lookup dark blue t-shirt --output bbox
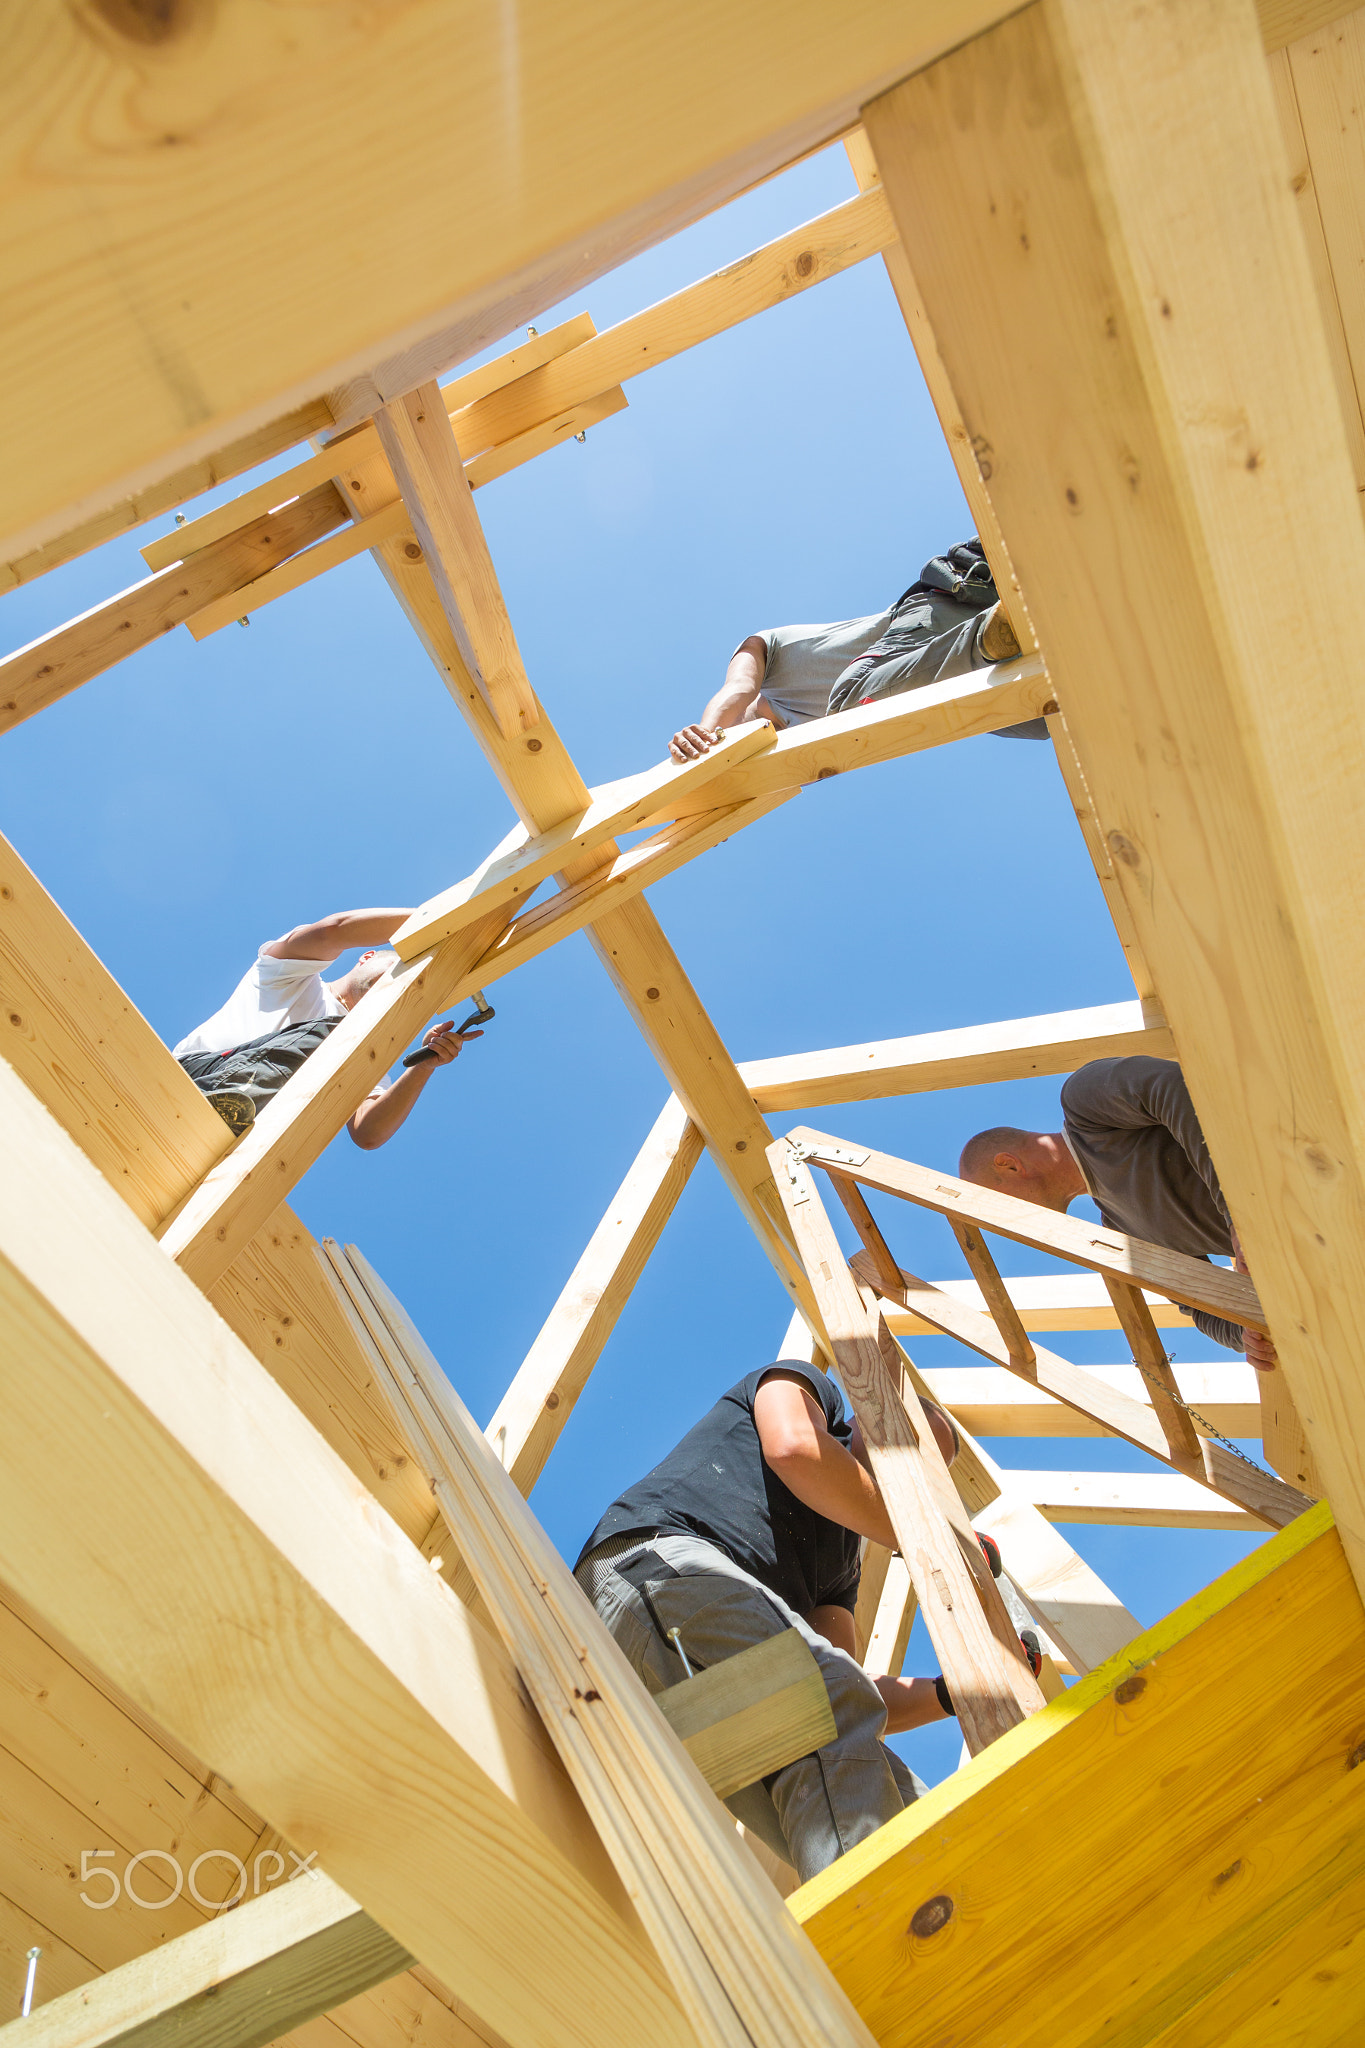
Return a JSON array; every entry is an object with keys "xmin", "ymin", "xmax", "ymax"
[{"xmin": 576, "ymin": 1363, "xmax": 862, "ymax": 1616}]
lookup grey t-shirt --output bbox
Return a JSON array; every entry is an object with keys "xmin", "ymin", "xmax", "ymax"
[
  {"xmin": 755, "ymin": 611, "xmax": 893, "ymax": 728},
  {"xmin": 1060, "ymin": 1056, "xmax": 1242, "ymax": 1349}
]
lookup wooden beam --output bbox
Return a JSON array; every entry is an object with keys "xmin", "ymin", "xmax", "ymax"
[
  {"xmin": 1270, "ymin": 16, "xmax": 1365, "ymax": 499},
  {"xmin": 771, "ymin": 1142, "xmax": 1046, "ymax": 1752},
  {"xmin": 374, "ymin": 383, "xmax": 541, "ymax": 738},
  {"xmin": 435, "ymin": 187, "xmax": 896, "ymax": 456},
  {"xmin": 972, "ymin": 1493, "xmax": 1141, "ymax": 1676},
  {"xmin": 0, "ymin": 400, "xmax": 334, "ymax": 598},
  {"xmin": 921, "ymin": 1360, "xmax": 1261, "ymax": 1441},
  {"xmin": 792, "ymin": 1129, "xmax": 1264, "ymax": 1330},
  {"xmin": 367, "ymin": 524, "xmax": 821, "ymax": 1326},
  {"xmin": 849, "ymin": 1249, "xmax": 1310, "ymax": 1531},
  {"xmin": 866, "ymin": 0, "xmax": 1365, "ymax": 1590},
  {"xmin": 636, "ymin": 656, "xmax": 1055, "ymax": 825},
  {"xmin": 860, "ymin": 1555, "xmax": 916, "ymax": 1679},
  {"xmin": 395, "ymin": 724, "xmax": 778, "ymax": 960},
  {"xmin": 654, "ymin": 1631, "xmax": 837, "ymax": 1802},
  {"xmin": 0, "ymin": 488, "xmax": 347, "ymax": 738},
  {"xmin": 884, "ymin": 1271, "xmax": 1190, "ymax": 1336},
  {"xmin": 0, "ymin": 826, "xmax": 440, "ymax": 1548},
  {"xmin": 162, "ymin": 797, "xmax": 787, "ymax": 1296},
  {"xmin": 323, "ymin": 1242, "xmax": 879, "ymax": 2048},
  {"xmin": 482, "ymin": 1097, "xmax": 704, "ymax": 1498},
  {"xmin": 1008, "ymin": 1470, "xmax": 1263, "ymax": 1531},
  {"xmin": 0, "ymin": 1057, "xmax": 685, "ymax": 2048},
  {"xmin": 740, "ymin": 999, "xmax": 1172, "ymax": 1112},
  {"xmin": 0, "ymin": 1877, "xmax": 411, "ymax": 2048},
  {"xmin": 2, "ymin": 1, "xmax": 1007, "ymax": 565},
  {"xmin": 794, "ymin": 1505, "xmax": 1364, "ymax": 2048},
  {"xmin": 140, "ymin": 315, "xmax": 599, "ymax": 572}
]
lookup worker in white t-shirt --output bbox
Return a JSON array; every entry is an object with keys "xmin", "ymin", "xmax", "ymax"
[{"xmin": 174, "ymin": 907, "xmax": 479, "ymax": 1141}]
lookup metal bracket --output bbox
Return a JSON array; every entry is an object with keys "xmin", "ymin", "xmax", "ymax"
[{"xmin": 780, "ymin": 1138, "xmax": 870, "ymax": 1206}]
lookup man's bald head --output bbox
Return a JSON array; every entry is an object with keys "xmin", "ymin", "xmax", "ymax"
[
  {"xmin": 957, "ymin": 1123, "xmax": 1086, "ymax": 1213},
  {"xmin": 958, "ymin": 1126, "xmax": 1042, "ymax": 1191}
]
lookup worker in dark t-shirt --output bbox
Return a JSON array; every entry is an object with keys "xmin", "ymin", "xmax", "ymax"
[
  {"xmin": 957, "ymin": 1054, "xmax": 1277, "ymax": 1370},
  {"xmin": 574, "ymin": 1360, "xmax": 963, "ymax": 1881}
]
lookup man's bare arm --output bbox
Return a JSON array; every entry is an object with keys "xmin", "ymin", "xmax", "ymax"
[
  {"xmin": 669, "ymin": 635, "xmax": 772, "ymax": 763},
  {"xmin": 346, "ymin": 1021, "xmax": 477, "ymax": 1149},
  {"xmin": 262, "ymin": 909, "xmax": 414, "ymax": 963},
  {"xmin": 753, "ymin": 1371, "xmax": 898, "ymax": 1549}
]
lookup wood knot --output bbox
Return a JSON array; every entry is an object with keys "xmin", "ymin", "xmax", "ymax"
[
  {"xmin": 909, "ymin": 1895, "xmax": 953, "ymax": 1939},
  {"xmin": 1213, "ymin": 1859, "xmax": 1242, "ymax": 1887},
  {"xmin": 403, "ymin": 541, "xmax": 423, "ymax": 560},
  {"xmin": 544, "ymin": 1392, "xmax": 560, "ymax": 1409},
  {"xmin": 88, "ymin": 0, "xmax": 195, "ymax": 43},
  {"xmin": 645, "ymin": 987, "xmax": 660, "ymax": 1000},
  {"xmin": 526, "ymin": 738, "xmax": 543, "ymax": 753},
  {"xmin": 1114, "ymin": 1674, "xmax": 1146, "ymax": 1706},
  {"xmin": 1346, "ymin": 1739, "xmax": 1365, "ymax": 1770},
  {"xmin": 1106, "ymin": 830, "xmax": 1141, "ymax": 868}
]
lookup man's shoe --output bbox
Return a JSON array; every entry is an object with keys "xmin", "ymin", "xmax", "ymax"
[
  {"xmin": 205, "ymin": 1089, "xmax": 256, "ymax": 1136},
  {"xmin": 1019, "ymin": 1629, "xmax": 1044, "ymax": 1679},
  {"xmin": 977, "ymin": 1531, "xmax": 1003, "ymax": 1579},
  {"xmin": 980, "ymin": 600, "xmax": 1022, "ymax": 663}
]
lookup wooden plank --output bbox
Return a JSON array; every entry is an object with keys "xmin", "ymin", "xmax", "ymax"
[
  {"xmin": 1267, "ymin": 41, "xmax": 1365, "ymax": 499},
  {"xmin": 482, "ymin": 1097, "xmax": 704, "ymax": 1498},
  {"xmin": 972, "ymin": 1493, "xmax": 1141, "ymax": 1677},
  {"xmin": 793, "ymin": 1504, "xmax": 1363, "ymax": 2048},
  {"xmin": 861, "ymin": 1556, "xmax": 916, "ymax": 1679},
  {"xmin": 141, "ymin": 315, "xmax": 598, "ymax": 571},
  {"xmin": 1283, "ymin": 13, "xmax": 1365, "ymax": 458},
  {"xmin": 0, "ymin": 828, "xmax": 232, "ymax": 1230},
  {"xmin": 792, "ymin": 1128, "xmax": 1265, "ymax": 1330},
  {"xmin": 884, "ymin": 1271, "xmax": 1190, "ymax": 1336},
  {"xmin": 184, "ymin": 500, "xmax": 411, "ymax": 641},
  {"xmin": 637, "ymin": 656, "xmax": 1056, "ymax": 824},
  {"xmin": 444, "ymin": 188, "xmax": 896, "ymax": 456},
  {"xmin": 463, "ymin": 386, "xmax": 627, "ymax": 487},
  {"xmin": 851, "ymin": 1544, "xmax": 893, "ymax": 1667},
  {"xmin": 654, "ymin": 1631, "xmax": 837, "ymax": 1801},
  {"xmin": 374, "ymin": 383, "xmax": 540, "ymax": 739},
  {"xmin": 1, "ymin": 400, "xmax": 334, "ymax": 596},
  {"xmin": 0, "ymin": 1877, "xmax": 411, "ymax": 2048},
  {"xmin": 165, "ymin": 795, "xmax": 788, "ymax": 1298},
  {"xmin": 740, "ymin": 999, "xmax": 1173, "ymax": 1112},
  {"xmin": 323, "ymin": 1242, "xmax": 880, "ymax": 2048},
  {"xmin": 0, "ymin": 487, "xmax": 346, "ymax": 738},
  {"xmin": 771, "ymin": 1144, "xmax": 1045, "ymax": 1752},
  {"xmin": 866, "ymin": 0, "xmax": 1365, "ymax": 1590},
  {"xmin": 1007, "ymin": 1470, "xmax": 1263, "ymax": 1531},
  {"xmin": 949, "ymin": 1221, "xmax": 1036, "ymax": 1376},
  {"xmin": 394, "ymin": 723, "xmax": 778, "ymax": 960},
  {"xmin": 848, "ymin": 1248, "xmax": 1311, "ymax": 1532},
  {"xmin": 5, "ymin": 0, "xmax": 998, "ymax": 565},
  {"xmin": 0, "ymin": 1056, "xmax": 685, "ymax": 2048},
  {"xmin": 920, "ymin": 1360, "xmax": 1261, "ymax": 1441},
  {"xmin": 365, "ymin": 512, "xmax": 820, "ymax": 1324},
  {"xmin": 1101, "ymin": 1276, "xmax": 1204, "ymax": 1473},
  {"xmin": 1261, "ymin": 1366, "xmax": 1328, "ymax": 1497}
]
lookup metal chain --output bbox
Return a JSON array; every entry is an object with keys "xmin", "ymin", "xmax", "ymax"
[{"xmin": 1128, "ymin": 1356, "xmax": 1275, "ymax": 1476}]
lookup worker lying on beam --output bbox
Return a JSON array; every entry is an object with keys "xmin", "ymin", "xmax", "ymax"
[
  {"xmin": 958, "ymin": 1053, "xmax": 1277, "ymax": 1370},
  {"xmin": 173, "ymin": 908, "xmax": 480, "ymax": 1142},
  {"xmin": 575, "ymin": 1358, "xmax": 1036, "ymax": 1880},
  {"xmin": 668, "ymin": 538, "xmax": 1040, "ymax": 764}
]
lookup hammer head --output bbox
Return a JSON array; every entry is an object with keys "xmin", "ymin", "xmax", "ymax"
[{"xmin": 459, "ymin": 990, "xmax": 496, "ymax": 1033}]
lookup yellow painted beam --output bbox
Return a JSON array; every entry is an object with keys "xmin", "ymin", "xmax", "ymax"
[{"xmin": 795, "ymin": 1503, "xmax": 1365, "ymax": 2048}]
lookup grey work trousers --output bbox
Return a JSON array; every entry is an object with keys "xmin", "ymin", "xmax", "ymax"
[
  {"xmin": 827, "ymin": 585, "xmax": 1047, "ymax": 740},
  {"xmin": 575, "ymin": 1532, "xmax": 919, "ymax": 1882},
  {"xmin": 177, "ymin": 1016, "xmax": 342, "ymax": 1121}
]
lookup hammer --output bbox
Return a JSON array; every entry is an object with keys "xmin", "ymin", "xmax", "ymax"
[{"xmin": 401, "ymin": 991, "xmax": 496, "ymax": 1068}]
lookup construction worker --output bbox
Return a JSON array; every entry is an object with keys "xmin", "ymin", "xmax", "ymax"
[
  {"xmin": 173, "ymin": 908, "xmax": 479, "ymax": 1142},
  {"xmin": 958, "ymin": 1054, "xmax": 1277, "ymax": 1370},
  {"xmin": 575, "ymin": 1358, "xmax": 1031, "ymax": 1880},
  {"xmin": 668, "ymin": 538, "xmax": 1043, "ymax": 764}
]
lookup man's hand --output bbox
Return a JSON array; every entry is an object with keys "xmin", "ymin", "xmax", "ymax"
[
  {"xmin": 1230, "ymin": 1225, "xmax": 1279, "ymax": 1372},
  {"xmin": 669, "ymin": 723, "xmax": 723, "ymax": 764},
  {"xmin": 420, "ymin": 1020, "xmax": 481, "ymax": 1064}
]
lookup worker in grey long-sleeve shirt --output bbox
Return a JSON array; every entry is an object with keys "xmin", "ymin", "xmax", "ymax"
[{"xmin": 957, "ymin": 1056, "xmax": 1277, "ymax": 1370}]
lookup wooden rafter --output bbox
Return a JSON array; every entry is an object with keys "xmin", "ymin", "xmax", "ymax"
[{"xmin": 866, "ymin": 0, "xmax": 1365, "ymax": 1596}]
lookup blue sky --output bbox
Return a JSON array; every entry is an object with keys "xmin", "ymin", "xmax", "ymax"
[{"xmin": 0, "ymin": 141, "xmax": 1263, "ymax": 1790}]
